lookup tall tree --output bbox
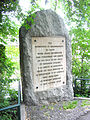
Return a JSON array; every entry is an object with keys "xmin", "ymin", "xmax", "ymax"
[
  {"xmin": 0, "ymin": 44, "xmax": 15, "ymax": 102},
  {"xmin": 0, "ymin": 0, "xmax": 21, "ymax": 44},
  {"xmin": 62, "ymin": 0, "xmax": 90, "ymax": 96},
  {"xmin": 63, "ymin": 0, "xmax": 90, "ymax": 78}
]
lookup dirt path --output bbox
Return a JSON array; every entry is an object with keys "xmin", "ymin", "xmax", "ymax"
[
  {"xmin": 77, "ymin": 112, "xmax": 90, "ymax": 120},
  {"xmin": 25, "ymin": 100, "xmax": 90, "ymax": 120}
]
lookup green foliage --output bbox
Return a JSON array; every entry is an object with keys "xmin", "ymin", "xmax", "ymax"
[
  {"xmin": 0, "ymin": 44, "xmax": 16, "ymax": 102},
  {"xmin": 72, "ymin": 28, "xmax": 90, "ymax": 79},
  {"xmin": 74, "ymin": 79, "xmax": 90, "ymax": 98},
  {"xmin": 0, "ymin": 44, "xmax": 19, "ymax": 120},
  {"xmin": 55, "ymin": 0, "xmax": 90, "ymax": 80},
  {"xmin": 6, "ymin": 45, "xmax": 20, "ymax": 72},
  {"xmin": 21, "ymin": 1, "xmax": 43, "ymax": 30},
  {"xmin": 7, "ymin": 89, "xmax": 18, "ymax": 104},
  {"xmin": 63, "ymin": 100, "xmax": 78, "ymax": 110},
  {"xmin": 22, "ymin": 13, "xmax": 36, "ymax": 30},
  {"xmin": 63, "ymin": 0, "xmax": 90, "ymax": 27},
  {"xmin": 71, "ymin": 27, "xmax": 90, "ymax": 97},
  {"xmin": 41, "ymin": 105, "xmax": 46, "ymax": 110},
  {"xmin": 0, "ymin": 0, "xmax": 21, "ymax": 44},
  {"xmin": 0, "ymin": 0, "xmax": 43, "ymax": 44},
  {"xmin": 61, "ymin": 1, "xmax": 90, "ymax": 98},
  {"xmin": 0, "ymin": 16, "xmax": 19, "ymax": 44},
  {"xmin": 0, "ymin": 89, "xmax": 18, "ymax": 120},
  {"xmin": 81, "ymin": 100, "xmax": 90, "ymax": 107},
  {"xmin": 0, "ymin": 0, "xmax": 19, "ymax": 14},
  {"xmin": 48, "ymin": 106, "xmax": 54, "ymax": 110}
]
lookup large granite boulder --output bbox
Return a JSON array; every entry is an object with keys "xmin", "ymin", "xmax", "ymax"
[{"xmin": 19, "ymin": 9, "xmax": 73, "ymax": 105}]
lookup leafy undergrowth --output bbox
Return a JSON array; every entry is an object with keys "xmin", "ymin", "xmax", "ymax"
[
  {"xmin": 81, "ymin": 100, "xmax": 90, "ymax": 107},
  {"xmin": 41, "ymin": 100, "xmax": 90, "ymax": 111},
  {"xmin": 41, "ymin": 100, "xmax": 79, "ymax": 111},
  {"xmin": 62, "ymin": 100, "xmax": 78, "ymax": 110}
]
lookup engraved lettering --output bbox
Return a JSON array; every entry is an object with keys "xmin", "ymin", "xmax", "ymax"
[{"xmin": 32, "ymin": 37, "xmax": 66, "ymax": 91}]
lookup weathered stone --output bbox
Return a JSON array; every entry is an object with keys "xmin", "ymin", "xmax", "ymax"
[{"xmin": 19, "ymin": 9, "xmax": 73, "ymax": 105}]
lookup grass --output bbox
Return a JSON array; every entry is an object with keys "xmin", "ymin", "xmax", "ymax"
[
  {"xmin": 41, "ymin": 101, "xmax": 78, "ymax": 110},
  {"xmin": 62, "ymin": 100, "xmax": 78, "ymax": 110},
  {"xmin": 40, "ymin": 105, "xmax": 46, "ymax": 110},
  {"xmin": 81, "ymin": 100, "xmax": 90, "ymax": 107},
  {"xmin": 41, "ymin": 100, "xmax": 90, "ymax": 111},
  {"xmin": 48, "ymin": 106, "xmax": 54, "ymax": 110}
]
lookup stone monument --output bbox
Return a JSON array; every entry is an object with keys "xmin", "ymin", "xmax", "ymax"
[{"xmin": 19, "ymin": 9, "xmax": 73, "ymax": 105}]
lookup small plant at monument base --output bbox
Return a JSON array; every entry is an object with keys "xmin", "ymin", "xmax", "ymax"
[
  {"xmin": 41, "ymin": 105, "xmax": 46, "ymax": 110},
  {"xmin": 81, "ymin": 100, "xmax": 90, "ymax": 107},
  {"xmin": 62, "ymin": 100, "xmax": 78, "ymax": 110},
  {"xmin": 44, "ymin": 112, "xmax": 50, "ymax": 118},
  {"xmin": 48, "ymin": 106, "xmax": 54, "ymax": 110},
  {"xmin": 59, "ymin": 107, "xmax": 62, "ymax": 110}
]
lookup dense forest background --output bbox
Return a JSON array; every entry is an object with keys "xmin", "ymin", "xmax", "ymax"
[{"xmin": 0, "ymin": 0, "xmax": 90, "ymax": 119}]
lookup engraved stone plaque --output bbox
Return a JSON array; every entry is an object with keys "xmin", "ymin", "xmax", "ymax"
[{"xmin": 32, "ymin": 37, "xmax": 66, "ymax": 91}]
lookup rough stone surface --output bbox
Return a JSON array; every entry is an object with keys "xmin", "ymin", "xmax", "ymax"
[
  {"xmin": 19, "ymin": 9, "xmax": 73, "ymax": 105},
  {"xmin": 25, "ymin": 100, "xmax": 90, "ymax": 120}
]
